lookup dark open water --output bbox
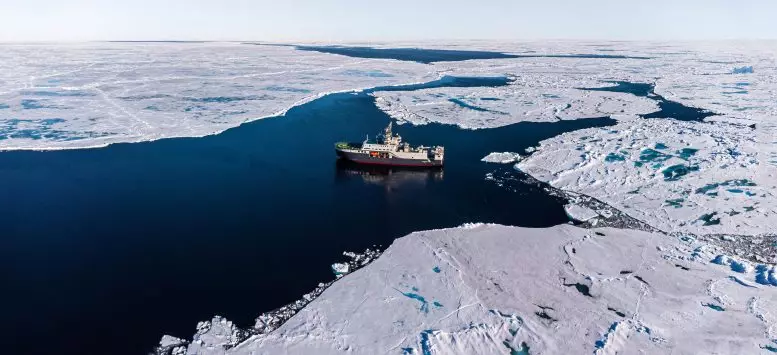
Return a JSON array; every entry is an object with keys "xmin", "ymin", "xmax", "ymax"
[
  {"xmin": 582, "ymin": 81, "xmax": 717, "ymax": 122},
  {"xmin": 293, "ymin": 45, "xmax": 652, "ymax": 63},
  {"xmin": 1, "ymin": 80, "xmax": 616, "ymax": 354}
]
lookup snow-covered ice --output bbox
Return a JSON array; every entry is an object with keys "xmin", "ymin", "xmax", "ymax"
[
  {"xmin": 373, "ymin": 77, "xmax": 658, "ymax": 129},
  {"xmin": 161, "ymin": 224, "xmax": 777, "ymax": 354},
  {"xmin": 366, "ymin": 41, "xmax": 777, "ymax": 237},
  {"xmin": 517, "ymin": 117, "xmax": 776, "ymax": 236},
  {"xmin": 481, "ymin": 151, "xmax": 522, "ymax": 164},
  {"xmin": 564, "ymin": 203, "xmax": 600, "ymax": 222},
  {"xmin": 330, "ymin": 263, "xmax": 350, "ymax": 277},
  {"xmin": 0, "ymin": 42, "xmax": 436, "ymax": 150}
]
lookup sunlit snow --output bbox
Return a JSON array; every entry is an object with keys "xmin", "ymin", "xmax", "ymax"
[
  {"xmin": 163, "ymin": 224, "xmax": 777, "ymax": 354},
  {"xmin": 0, "ymin": 42, "xmax": 436, "ymax": 150}
]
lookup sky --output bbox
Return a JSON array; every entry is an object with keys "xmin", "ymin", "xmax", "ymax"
[{"xmin": 1, "ymin": 0, "xmax": 776, "ymax": 42}]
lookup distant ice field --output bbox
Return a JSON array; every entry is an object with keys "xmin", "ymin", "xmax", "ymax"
[
  {"xmin": 0, "ymin": 42, "xmax": 436, "ymax": 150},
  {"xmin": 3, "ymin": 41, "xmax": 774, "ymax": 152}
]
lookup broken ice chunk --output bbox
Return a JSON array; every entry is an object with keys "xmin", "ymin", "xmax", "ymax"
[
  {"xmin": 564, "ymin": 204, "xmax": 599, "ymax": 222},
  {"xmin": 331, "ymin": 263, "xmax": 350, "ymax": 277},
  {"xmin": 159, "ymin": 335, "xmax": 185, "ymax": 348},
  {"xmin": 481, "ymin": 152, "xmax": 522, "ymax": 164}
]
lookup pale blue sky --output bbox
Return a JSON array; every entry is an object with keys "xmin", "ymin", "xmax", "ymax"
[{"xmin": 1, "ymin": 0, "xmax": 775, "ymax": 42}]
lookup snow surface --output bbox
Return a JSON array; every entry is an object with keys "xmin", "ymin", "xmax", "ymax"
[
  {"xmin": 165, "ymin": 224, "xmax": 777, "ymax": 354},
  {"xmin": 517, "ymin": 117, "xmax": 777, "ymax": 235},
  {"xmin": 372, "ymin": 41, "xmax": 776, "ymax": 131},
  {"xmin": 0, "ymin": 42, "xmax": 435, "ymax": 150},
  {"xmin": 373, "ymin": 81, "xmax": 657, "ymax": 129}
]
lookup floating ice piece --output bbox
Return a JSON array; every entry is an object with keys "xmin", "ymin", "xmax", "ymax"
[
  {"xmin": 481, "ymin": 152, "xmax": 522, "ymax": 164},
  {"xmin": 331, "ymin": 263, "xmax": 350, "ymax": 276},
  {"xmin": 154, "ymin": 335, "xmax": 186, "ymax": 355},
  {"xmin": 564, "ymin": 203, "xmax": 599, "ymax": 222},
  {"xmin": 159, "ymin": 335, "xmax": 184, "ymax": 348}
]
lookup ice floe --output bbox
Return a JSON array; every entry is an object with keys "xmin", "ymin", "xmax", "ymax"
[
  {"xmin": 160, "ymin": 224, "xmax": 777, "ymax": 354},
  {"xmin": 517, "ymin": 117, "xmax": 776, "ymax": 236},
  {"xmin": 564, "ymin": 203, "xmax": 600, "ymax": 223},
  {"xmin": 373, "ymin": 78, "xmax": 658, "ymax": 129},
  {"xmin": 481, "ymin": 151, "xmax": 522, "ymax": 164},
  {"xmin": 330, "ymin": 263, "xmax": 350, "ymax": 277},
  {"xmin": 0, "ymin": 42, "xmax": 436, "ymax": 150}
]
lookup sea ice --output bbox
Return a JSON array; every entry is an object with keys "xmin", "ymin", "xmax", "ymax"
[
  {"xmin": 373, "ymin": 78, "xmax": 658, "ymax": 129},
  {"xmin": 481, "ymin": 151, "xmax": 522, "ymax": 164},
  {"xmin": 516, "ymin": 117, "xmax": 775, "ymax": 236},
  {"xmin": 564, "ymin": 203, "xmax": 599, "ymax": 222},
  {"xmin": 330, "ymin": 263, "xmax": 349, "ymax": 277},
  {"xmin": 0, "ymin": 42, "xmax": 436, "ymax": 150},
  {"xmin": 161, "ymin": 224, "xmax": 777, "ymax": 354}
]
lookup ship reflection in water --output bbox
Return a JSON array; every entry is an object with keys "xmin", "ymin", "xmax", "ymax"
[{"xmin": 335, "ymin": 159, "xmax": 443, "ymax": 190}]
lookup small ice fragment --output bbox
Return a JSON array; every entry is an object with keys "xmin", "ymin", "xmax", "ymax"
[
  {"xmin": 331, "ymin": 263, "xmax": 350, "ymax": 277},
  {"xmin": 481, "ymin": 152, "xmax": 522, "ymax": 164},
  {"xmin": 159, "ymin": 335, "xmax": 185, "ymax": 348},
  {"xmin": 564, "ymin": 204, "xmax": 599, "ymax": 222}
]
